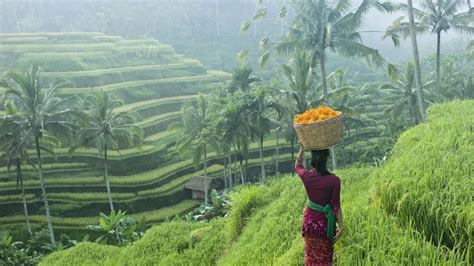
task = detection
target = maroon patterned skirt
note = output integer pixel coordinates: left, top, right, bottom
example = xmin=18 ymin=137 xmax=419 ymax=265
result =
xmin=301 ymin=215 xmax=333 ymax=265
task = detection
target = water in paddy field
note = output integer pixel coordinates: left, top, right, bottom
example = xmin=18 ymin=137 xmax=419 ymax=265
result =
xmin=0 ymin=0 xmax=472 ymax=265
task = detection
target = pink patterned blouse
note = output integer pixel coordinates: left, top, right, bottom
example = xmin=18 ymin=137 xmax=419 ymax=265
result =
xmin=295 ymin=165 xmax=341 ymax=238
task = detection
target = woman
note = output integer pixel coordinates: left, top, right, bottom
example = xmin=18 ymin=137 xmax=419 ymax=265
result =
xmin=295 ymin=142 xmax=343 ymax=266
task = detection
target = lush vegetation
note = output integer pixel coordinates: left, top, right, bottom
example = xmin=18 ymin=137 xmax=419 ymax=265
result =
xmin=0 ymin=0 xmax=472 ymax=264
xmin=38 ymin=101 xmax=473 ymax=264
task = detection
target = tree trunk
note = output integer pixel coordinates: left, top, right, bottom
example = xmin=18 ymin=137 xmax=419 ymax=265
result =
xmin=239 ymin=154 xmax=244 ymax=185
xmin=244 ymin=155 xmax=248 ymax=180
xmin=35 ymin=136 xmax=55 ymax=246
xmin=204 ymin=177 xmax=209 ymax=205
xmin=228 ymin=152 xmax=233 ymax=188
xmin=235 ymin=143 xmax=244 ymax=184
xmin=435 ymin=31 xmax=441 ymax=101
xmin=17 ymin=158 xmax=32 ymax=236
xmin=216 ymin=0 xmax=220 ymax=36
xmin=407 ymin=0 xmax=426 ymax=120
xmin=223 ymin=156 xmax=227 ymax=189
xmin=233 ymin=152 xmax=238 ymax=186
xmin=319 ymin=53 xmax=329 ymax=104
xmin=204 ymin=144 xmax=208 ymax=177
xmin=330 ymin=147 xmax=337 ymax=170
xmin=275 ymin=130 xmax=279 ymax=178
xmin=104 ymin=144 xmax=114 ymax=212
xmin=409 ymin=95 xmax=419 ymax=125
xmin=258 ymin=136 xmax=265 ymax=183
xmin=320 ymin=53 xmax=337 ymax=170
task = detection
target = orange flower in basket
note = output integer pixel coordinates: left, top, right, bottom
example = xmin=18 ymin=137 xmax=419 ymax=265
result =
xmin=294 ymin=106 xmax=339 ymax=124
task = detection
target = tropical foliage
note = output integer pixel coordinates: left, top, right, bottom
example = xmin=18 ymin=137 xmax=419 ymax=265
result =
xmin=2 ymin=64 xmax=75 ymax=246
xmin=73 ymin=92 xmax=142 ymax=212
xmin=0 ymin=0 xmax=472 ymax=264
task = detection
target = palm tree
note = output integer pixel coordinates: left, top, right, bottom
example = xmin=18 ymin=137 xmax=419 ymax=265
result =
xmin=380 ymin=63 xmax=433 ymax=125
xmin=437 ymin=58 xmax=474 ymax=100
xmin=281 ymin=49 xmax=315 ymax=114
xmin=384 ymin=0 xmax=474 ymax=100
xmin=73 ymin=92 xmax=142 ymax=213
xmin=276 ymin=0 xmax=391 ymax=169
xmin=172 ymin=94 xmax=217 ymax=204
xmin=276 ymin=0 xmax=389 ymax=103
xmin=279 ymin=50 xmax=314 ymax=169
xmin=323 ymin=69 xmax=373 ymax=135
xmin=209 ymin=87 xmax=232 ymax=189
xmin=0 ymin=100 xmax=33 ymax=236
xmin=216 ymin=98 xmax=250 ymax=185
xmin=246 ymin=87 xmax=284 ymax=183
xmin=228 ymin=64 xmax=259 ymax=94
xmin=406 ymin=0 xmax=427 ymax=120
xmin=3 ymin=64 xmax=74 ymax=246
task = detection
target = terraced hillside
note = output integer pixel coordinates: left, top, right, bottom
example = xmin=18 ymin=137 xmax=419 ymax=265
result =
xmin=0 ymin=32 xmax=263 ymax=238
xmin=0 ymin=32 xmax=393 ymax=239
xmin=39 ymin=100 xmax=473 ymax=265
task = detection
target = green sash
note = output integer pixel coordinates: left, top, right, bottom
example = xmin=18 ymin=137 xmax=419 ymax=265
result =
xmin=306 ymin=198 xmax=336 ymax=241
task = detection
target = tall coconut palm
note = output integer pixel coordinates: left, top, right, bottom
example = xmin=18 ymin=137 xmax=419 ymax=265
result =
xmin=407 ymin=0 xmax=427 ymax=120
xmin=228 ymin=64 xmax=259 ymax=94
xmin=276 ymin=0 xmax=391 ymax=169
xmin=209 ymin=87 xmax=233 ymax=188
xmin=0 ymin=100 xmax=34 ymax=236
xmin=172 ymin=94 xmax=217 ymax=204
xmin=281 ymin=49 xmax=315 ymax=114
xmin=279 ymin=50 xmax=314 ymax=169
xmin=276 ymin=0 xmax=390 ymax=102
xmin=3 ymin=64 xmax=74 ymax=246
xmin=73 ymin=92 xmax=142 ymax=213
xmin=323 ymin=69 xmax=373 ymax=135
xmin=384 ymin=0 xmax=474 ymax=100
xmin=437 ymin=58 xmax=474 ymax=100
xmin=246 ymin=87 xmax=284 ymax=183
xmin=216 ymin=98 xmax=250 ymax=185
xmin=380 ymin=63 xmax=433 ymax=125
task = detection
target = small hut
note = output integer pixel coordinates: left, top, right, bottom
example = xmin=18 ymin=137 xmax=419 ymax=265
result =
xmin=185 ymin=176 xmax=215 ymax=200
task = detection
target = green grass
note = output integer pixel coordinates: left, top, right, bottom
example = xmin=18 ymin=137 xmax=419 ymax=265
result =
xmin=0 ymin=137 xmax=290 ymax=190
xmin=38 ymin=101 xmax=471 ymax=265
xmin=0 ymin=43 xmax=116 ymax=53
xmin=373 ymin=100 xmax=473 ymax=257
xmin=0 ymin=194 xmax=36 ymax=203
xmin=60 ymin=74 xmax=222 ymax=94
xmin=42 ymin=62 xmax=203 ymax=79
xmin=0 ymin=163 xmax=89 ymax=174
xmin=116 ymin=39 xmax=162 ymax=46
xmin=40 ymin=167 xmax=467 ymax=265
xmin=0 ymin=37 xmax=49 ymax=44
xmin=114 ymin=95 xmax=197 ymax=114
xmin=136 ymin=111 xmax=182 ymax=136
xmin=0 ymin=200 xmax=198 ymax=228
xmin=0 ymin=32 xmax=104 ymax=39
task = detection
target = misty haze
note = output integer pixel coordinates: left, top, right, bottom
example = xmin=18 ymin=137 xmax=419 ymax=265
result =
xmin=0 ymin=0 xmax=472 ymax=265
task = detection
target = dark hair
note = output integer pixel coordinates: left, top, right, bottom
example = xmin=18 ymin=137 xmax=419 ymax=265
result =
xmin=311 ymin=149 xmax=332 ymax=176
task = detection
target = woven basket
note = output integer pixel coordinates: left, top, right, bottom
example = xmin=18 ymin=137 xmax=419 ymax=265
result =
xmin=293 ymin=112 xmax=343 ymax=150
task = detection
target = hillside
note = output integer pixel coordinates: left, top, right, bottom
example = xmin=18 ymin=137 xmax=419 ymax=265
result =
xmin=40 ymin=100 xmax=473 ymax=265
xmin=0 ymin=32 xmax=239 ymax=237
xmin=0 ymin=32 xmax=397 ymax=239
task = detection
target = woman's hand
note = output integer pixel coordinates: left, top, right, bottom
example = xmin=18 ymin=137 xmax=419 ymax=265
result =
xmin=333 ymin=226 xmax=343 ymax=242
xmin=295 ymin=139 xmax=305 ymax=168
xmin=298 ymin=139 xmax=305 ymax=151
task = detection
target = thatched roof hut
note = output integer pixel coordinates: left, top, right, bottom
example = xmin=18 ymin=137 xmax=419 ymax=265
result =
xmin=185 ymin=176 xmax=215 ymax=199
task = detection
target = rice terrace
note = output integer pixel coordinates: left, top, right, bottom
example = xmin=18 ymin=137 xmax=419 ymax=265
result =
xmin=0 ymin=1 xmax=472 ymax=265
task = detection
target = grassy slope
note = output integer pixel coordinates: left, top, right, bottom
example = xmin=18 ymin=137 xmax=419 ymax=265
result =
xmin=40 ymin=101 xmax=472 ymax=265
